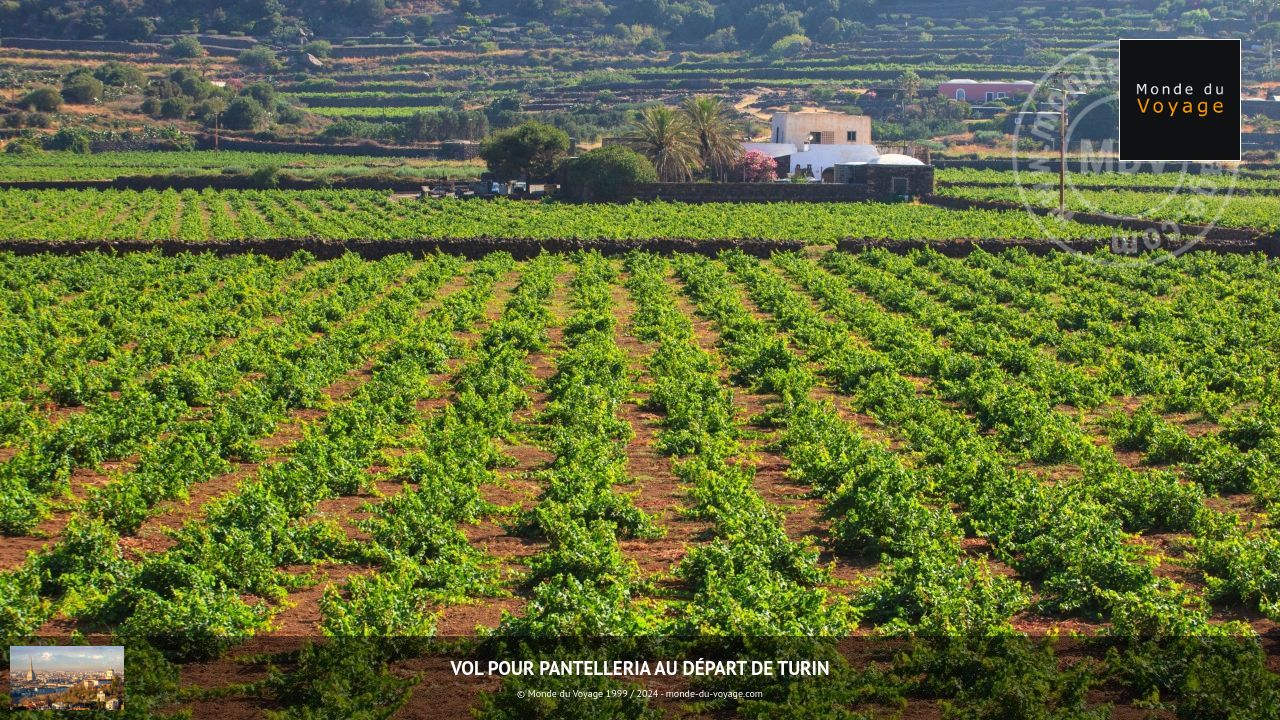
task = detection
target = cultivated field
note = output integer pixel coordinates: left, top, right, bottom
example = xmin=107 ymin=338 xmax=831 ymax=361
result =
xmin=0 ymin=152 xmax=483 ymax=183
xmin=1 ymin=0 xmax=1278 ymax=714
xmin=0 ymin=190 xmax=1124 ymax=242
xmin=3 ymin=247 xmax=1280 ymax=716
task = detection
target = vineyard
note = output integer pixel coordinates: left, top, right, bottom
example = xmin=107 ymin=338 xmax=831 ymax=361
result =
xmin=2 ymin=0 xmax=1279 ymax=711
xmin=3 ymin=246 xmax=1280 ymax=717
xmin=937 ymin=183 xmax=1280 ymax=233
xmin=0 ymin=152 xmax=483 ymax=183
xmin=0 ymin=190 xmax=1123 ymax=243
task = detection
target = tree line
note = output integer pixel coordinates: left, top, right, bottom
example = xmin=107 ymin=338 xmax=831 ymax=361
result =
xmin=480 ymin=95 xmax=775 ymax=199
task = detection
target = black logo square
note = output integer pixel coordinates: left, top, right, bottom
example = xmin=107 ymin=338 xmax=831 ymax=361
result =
xmin=1119 ymin=38 xmax=1240 ymax=161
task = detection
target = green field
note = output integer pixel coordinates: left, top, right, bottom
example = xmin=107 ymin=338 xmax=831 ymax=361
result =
xmin=938 ymin=183 xmax=1280 ymax=232
xmin=937 ymin=167 xmax=1279 ymax=191
xmin=2 ymin=247 xmax=1280 ymax=715
xmin=0 ymin=189 xmax=1125 ymax=242
xmin=0 ymin=151 xmax=483 ymax=182
xmin=0 ymin=0 xmax=1278 ymax=713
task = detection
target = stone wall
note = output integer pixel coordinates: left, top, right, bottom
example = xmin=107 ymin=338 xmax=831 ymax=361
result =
xmin=190 ymin=134 xmax=478 ymax=159
xmin=0 ymin=36 xmax=243 ymax=56
xmin=1243 ymin=132 xmax=1280 ymax=150
xmin=834 ymin=164 xmax=935 ymax=198
xmin=1244 ymin=100 xmax=1280 ymax=120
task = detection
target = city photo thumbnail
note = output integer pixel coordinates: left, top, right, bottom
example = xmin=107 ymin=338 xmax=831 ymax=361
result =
xmin=9 ymin=646 xmax=123 ymax=711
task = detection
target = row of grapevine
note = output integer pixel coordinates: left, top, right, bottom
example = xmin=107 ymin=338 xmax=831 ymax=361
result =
xmin=938 ymin=184 xmax=1280 ymax=232
xmin=0 ymin=151 xmax=472 ymax=181
xmin=765 ymin=252 xmax=1203 ymax=614
xmin=1 ymin=253 xmax=413 ymax=534
xmin=477 ymin=252 xmax=663 ymax=718
xmin=892 ymin=248 xmax=1280 ymax=618
xmin=3 ymin=249 xmax=1280 ymax=716
xmin=627 ymin=253 xmax=848 ymax=636
xmin=0 ymin=253 xmax=485 ymax=649
xmin=0 ymin=190 xmax=1123 ymax=242
xmin=667 ymin=254 xmax=1165 ymax=715
xmin=243 ymin=254 xmax=528 ymax=719
xmin=698 ymin=252 xmax=1279 ymax=714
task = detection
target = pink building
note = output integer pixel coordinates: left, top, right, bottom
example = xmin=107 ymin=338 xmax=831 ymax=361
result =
xmin=936 ymin=79 xmax=1035 ymax=103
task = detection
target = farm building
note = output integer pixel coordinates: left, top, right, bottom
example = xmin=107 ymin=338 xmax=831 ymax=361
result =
xmin=766 ymin=111 xmax=871 ymax=145
xmin=833 ymin=153 xmax=934 ymax=198
xmin=743 ymin=110 xmax=879 ymax=180
xmin=937 ymin=79 xmax=1035 ymax=102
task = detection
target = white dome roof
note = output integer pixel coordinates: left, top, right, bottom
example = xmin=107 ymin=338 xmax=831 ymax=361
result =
xmin=868 ymin=153 xmax=925 ymax=165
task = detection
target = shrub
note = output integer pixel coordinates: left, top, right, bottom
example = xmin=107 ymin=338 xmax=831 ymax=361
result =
xmin=973 ymin=129 xmax=1004 ymax=145
xmin=167 ymin=36 xmax=204 ymax=59
xmin=193 ymin=99 xmax=227 ymax=126
xmin=61 ymin=75 xmax=104 ymax=104
xmin=47 ymin=127 xmax=93 ymax=154
xmin=94 ymin=61 xmax=147 ymax=88
xmin=704 ymin=26 xmax=738 ymax=51
xmin=561 ymin=145 xmax=656 ymax=202
xmin=238 ymin=46 xmax=282 ymax=72
xmin=222 ymin=97 xmax=267 ymax=131
xmin=3 ymin=111 xmax=51 ymax=129
xmin=479 ymin=120 xmax=569 ymax=182
xmin=167 ymin=68 xmax=216 ymax=101
xmin=119 ymin=16 xmax=156 ymax=41
xmin=768 ymin=33 xmax=811 ymax=59
xmin=159 ymin=96 xmax=191 ymax=119
xmin=22 ymin=86 xmax=62 ymax=112
xmin=637 ymin=35 xmax=664 ymax=52
xmin=4 ymin=137 xmax=43 ymax=154
xmin=734 ymin=150 xmax=777 ymax=182
xmin=276 ymin=105 xmax=306 ymax=124
xmin=249 ymin=165 xmax=281 ymax=188
xmin=240 ymin=82 xmax=276 ymax=110
xmin=302 ymin=40 xmax=332 ymax=57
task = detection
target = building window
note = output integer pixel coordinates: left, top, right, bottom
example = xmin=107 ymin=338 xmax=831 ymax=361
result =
xmin=955 ymin=88 xmax=966 ymax=101
xmin=891 ymin=177 xmax=909 ymax=194
xmin=774 ymin=127 xmax=780 ymax=142
xmin=807 ymin=131 xmax=822 ymax=144
xmin=846 ymin=131 xmax=857 ymax=141
xmin=985 ymin=91 xmax=995 ymax=101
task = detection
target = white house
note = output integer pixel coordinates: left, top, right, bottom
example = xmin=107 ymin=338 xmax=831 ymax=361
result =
xmin=744 ymin=111 xmax=879 ymax=180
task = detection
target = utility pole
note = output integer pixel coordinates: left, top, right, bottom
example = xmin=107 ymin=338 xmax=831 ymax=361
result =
xmin=1050 ymin=71 xmax=1068 ymax=215
xmin=214 ymin=111 xmax=220 ymax=151
xmin=1060 ymin=90 xmax=1066 ymax=214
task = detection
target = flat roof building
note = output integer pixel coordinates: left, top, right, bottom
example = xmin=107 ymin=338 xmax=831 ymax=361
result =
xmin=767 ymin=111 xmax=871 ymax=146
xmin=937 ymin=79 xmax=1035 ymax=103
xmin=746 ymin=111 xmax=876 ymax=181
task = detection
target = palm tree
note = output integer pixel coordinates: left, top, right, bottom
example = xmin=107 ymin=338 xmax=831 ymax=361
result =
xmin=624 ymin=106 xmax=701 ymax=183
xmin=680 ymin=95 xmax=742 ymax=181
xmin=895 ymin=70 xmax=921 ymax=119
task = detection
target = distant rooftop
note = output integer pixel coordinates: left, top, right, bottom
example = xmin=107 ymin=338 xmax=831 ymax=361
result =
xmin=945 ymin=79 xmax=1036 ymax=85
